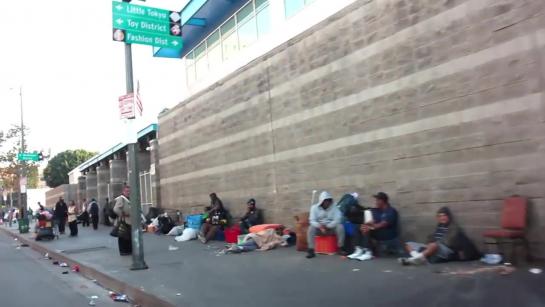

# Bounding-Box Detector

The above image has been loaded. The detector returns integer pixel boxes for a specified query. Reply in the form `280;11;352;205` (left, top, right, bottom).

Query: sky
0;0;190;157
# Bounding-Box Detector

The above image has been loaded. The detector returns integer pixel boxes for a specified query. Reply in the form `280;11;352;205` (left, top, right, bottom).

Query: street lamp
9;86;26;219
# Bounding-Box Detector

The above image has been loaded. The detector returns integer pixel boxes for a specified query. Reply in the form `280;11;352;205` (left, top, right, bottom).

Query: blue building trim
153;0;248;59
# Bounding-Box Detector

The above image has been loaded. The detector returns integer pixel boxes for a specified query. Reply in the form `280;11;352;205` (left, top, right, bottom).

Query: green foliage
0;125;36;191
43;150;96;188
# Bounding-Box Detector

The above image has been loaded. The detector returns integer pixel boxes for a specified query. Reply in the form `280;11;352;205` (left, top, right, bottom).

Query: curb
0;227;175;307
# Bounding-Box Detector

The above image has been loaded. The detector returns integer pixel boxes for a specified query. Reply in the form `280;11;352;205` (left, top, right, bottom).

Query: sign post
114;0;148;271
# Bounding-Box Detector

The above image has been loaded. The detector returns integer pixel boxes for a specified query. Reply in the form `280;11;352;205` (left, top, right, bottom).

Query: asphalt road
0;232;122;307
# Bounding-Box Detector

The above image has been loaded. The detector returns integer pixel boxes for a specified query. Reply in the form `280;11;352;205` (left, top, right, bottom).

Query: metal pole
124;42;147;270
17;86;26;219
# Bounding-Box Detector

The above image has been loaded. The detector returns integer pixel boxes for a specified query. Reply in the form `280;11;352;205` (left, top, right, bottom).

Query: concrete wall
45;184;77;208
158;0;545;256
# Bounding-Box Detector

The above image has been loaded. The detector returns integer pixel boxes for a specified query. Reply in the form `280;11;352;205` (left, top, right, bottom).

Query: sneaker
398;257;409;266
347;247;364;259
355;251;373;261
407;254;427;265
306;249;316;259
410;251;420;258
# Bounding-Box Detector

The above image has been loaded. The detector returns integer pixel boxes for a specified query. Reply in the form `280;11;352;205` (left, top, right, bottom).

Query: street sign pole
124;27;147;271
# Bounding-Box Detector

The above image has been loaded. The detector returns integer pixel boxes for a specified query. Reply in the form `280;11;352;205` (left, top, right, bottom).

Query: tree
43;150;96;188
0;125;38;192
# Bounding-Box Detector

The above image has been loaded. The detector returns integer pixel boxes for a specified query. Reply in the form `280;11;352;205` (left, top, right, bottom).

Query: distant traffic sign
112;1;183;49
17;152;40;162
119;93;135;119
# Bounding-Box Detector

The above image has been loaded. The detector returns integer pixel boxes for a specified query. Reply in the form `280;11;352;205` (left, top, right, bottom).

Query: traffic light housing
38;152;44;161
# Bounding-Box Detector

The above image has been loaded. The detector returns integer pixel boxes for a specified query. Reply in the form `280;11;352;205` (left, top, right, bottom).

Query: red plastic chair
483;196;531;262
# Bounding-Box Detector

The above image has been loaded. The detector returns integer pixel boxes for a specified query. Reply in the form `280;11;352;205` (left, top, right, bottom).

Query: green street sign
17;152;40;162
112;1;183;50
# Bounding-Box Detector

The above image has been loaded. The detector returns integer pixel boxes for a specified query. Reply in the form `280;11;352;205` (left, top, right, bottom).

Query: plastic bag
167;225;185;236
175;228;198;242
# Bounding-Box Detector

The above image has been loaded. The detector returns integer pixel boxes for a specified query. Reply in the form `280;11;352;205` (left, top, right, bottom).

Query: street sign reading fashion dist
112;1;183;49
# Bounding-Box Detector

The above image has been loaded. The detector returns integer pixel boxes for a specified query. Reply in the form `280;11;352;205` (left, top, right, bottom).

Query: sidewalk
2;223;545;307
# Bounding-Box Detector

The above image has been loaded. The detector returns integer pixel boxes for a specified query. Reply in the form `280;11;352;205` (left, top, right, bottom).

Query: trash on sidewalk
175;228;198;242
383;270;393;273
436;265;515;276
176;293;182;296
62;271;69;274
72;265;80;272
14;238;18;241
89;295;99;306
15;246;21;250
352;268;360;272
168;245;179;251
60;262;69;267
167;225;185;236
52;261;59;265
529;268;542;274
43;253;51;260
480;253;502;265
109;291;129;302
20;243;29;247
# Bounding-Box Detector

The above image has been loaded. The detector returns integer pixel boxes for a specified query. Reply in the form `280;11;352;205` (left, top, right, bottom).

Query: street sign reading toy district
17;152;40;162
112;1;183;49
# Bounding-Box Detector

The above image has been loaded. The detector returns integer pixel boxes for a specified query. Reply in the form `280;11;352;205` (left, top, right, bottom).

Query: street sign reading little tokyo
112;1;183;49
17;152;39;162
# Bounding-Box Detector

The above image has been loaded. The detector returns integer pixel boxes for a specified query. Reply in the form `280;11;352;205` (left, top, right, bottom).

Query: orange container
315;235;338;255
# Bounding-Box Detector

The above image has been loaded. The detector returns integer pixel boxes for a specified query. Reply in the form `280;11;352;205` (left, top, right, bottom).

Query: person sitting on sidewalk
347;192;399;261
198;195;228;244
399;206;480;265
306;191;346;259
239;198;263;233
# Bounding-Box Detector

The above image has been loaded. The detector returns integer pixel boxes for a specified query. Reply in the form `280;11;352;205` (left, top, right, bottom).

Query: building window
237;2;257;50
284;0;315;18
207;30;222;72
256;0;271;38
194;42;208;80
185;0;272;85
186;51;196;85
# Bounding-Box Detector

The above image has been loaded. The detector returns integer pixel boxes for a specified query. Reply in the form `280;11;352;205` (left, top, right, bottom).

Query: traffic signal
38;152;44;161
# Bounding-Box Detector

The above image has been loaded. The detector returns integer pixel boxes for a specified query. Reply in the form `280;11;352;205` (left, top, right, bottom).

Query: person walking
54;197;68;234
89;198;99;230
67;200;79;237
113;186;132;256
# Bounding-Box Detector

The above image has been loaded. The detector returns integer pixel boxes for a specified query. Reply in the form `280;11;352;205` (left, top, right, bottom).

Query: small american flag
136;80;143;116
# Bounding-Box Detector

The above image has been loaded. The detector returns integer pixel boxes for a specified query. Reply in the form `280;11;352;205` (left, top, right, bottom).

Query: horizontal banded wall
159;0;545;256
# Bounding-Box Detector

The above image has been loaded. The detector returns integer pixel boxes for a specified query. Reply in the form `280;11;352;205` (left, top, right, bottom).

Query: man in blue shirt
347;192;399;261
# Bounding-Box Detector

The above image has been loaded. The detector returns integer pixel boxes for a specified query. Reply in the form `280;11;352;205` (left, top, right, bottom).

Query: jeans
307;224;345;249
238;239;259;252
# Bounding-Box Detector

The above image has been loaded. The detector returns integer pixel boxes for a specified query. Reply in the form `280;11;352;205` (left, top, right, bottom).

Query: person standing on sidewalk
80;199;90;227
67;200;79;237
113;186;132;256
89;198;99;230
54;197;68;235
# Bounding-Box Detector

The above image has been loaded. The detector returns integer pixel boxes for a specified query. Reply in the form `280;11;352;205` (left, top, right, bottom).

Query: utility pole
122;0;147;270
18;86;26;219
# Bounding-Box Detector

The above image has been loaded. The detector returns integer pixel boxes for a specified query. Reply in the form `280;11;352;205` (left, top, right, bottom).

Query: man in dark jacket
239;198;263;233
89;198;99;230
54;197;68;234
399;206;480;265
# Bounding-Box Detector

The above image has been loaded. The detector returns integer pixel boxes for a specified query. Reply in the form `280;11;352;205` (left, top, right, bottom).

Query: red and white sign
119;93;135;119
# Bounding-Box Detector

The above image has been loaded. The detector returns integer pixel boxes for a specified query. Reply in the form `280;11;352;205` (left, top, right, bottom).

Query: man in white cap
306;191;345;259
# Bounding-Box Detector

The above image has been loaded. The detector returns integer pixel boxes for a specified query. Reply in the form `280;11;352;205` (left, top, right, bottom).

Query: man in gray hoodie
306;191;345;259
